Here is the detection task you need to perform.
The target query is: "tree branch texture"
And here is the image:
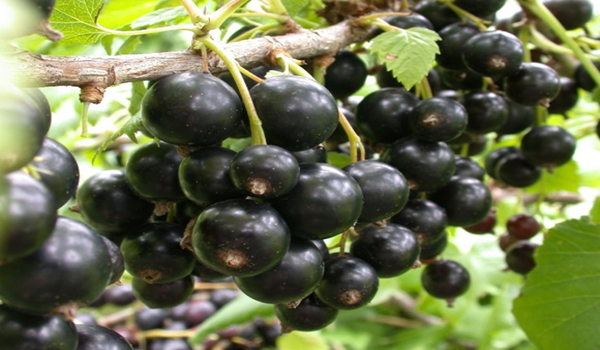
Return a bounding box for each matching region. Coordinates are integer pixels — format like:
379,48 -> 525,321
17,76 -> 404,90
6,19 -> 375,89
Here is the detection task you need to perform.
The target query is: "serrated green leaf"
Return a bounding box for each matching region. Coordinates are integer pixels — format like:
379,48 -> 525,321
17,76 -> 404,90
281,0 -> 311,18
130,6 -> 188,29
50,0 -> 108,44
369,28 -> 440,90
513,218 -> 600,350
188,294 -> 274,345
590,197 -> 600,224
116,36 -> 142,55
278,332 -> 329,350
92,113 -> 143,163
129,82 -> 147,117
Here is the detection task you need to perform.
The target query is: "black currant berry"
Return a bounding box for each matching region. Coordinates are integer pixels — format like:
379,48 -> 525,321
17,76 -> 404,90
495,153 -> 541,188
77,170 -> 154,237
0,171 -> 56,263
30,138 -> 79,208
193,199 -> 291,277
179,147 -> 244,206
421,259 -> 470,301
387,13 -> 434,30
497,100 -> 536,135
430,176 -> 492,227
184,300 -> 217,327
419,232 -> 448,262
463,211 -> 496,234
521,126 -> 576,168
410,97 -> 468,142
454,0 -> 507,17
230,145 -> 300,198
391,199 -> 448,245
142,72 -> 243,147
132,275 -> 194,309
437,23 -> 481,71
274,294 -> 338,332
234,238 -> 324,304
135,309 -> 169,330
76,324 -> 133,350
125,141 -> 185,202
120,222 -> 195,284
463,31 -> 523,79
574,61 -> 600,92
504,63 -> 561,106
344,160 -> 409,223
544,0 -> 593,30
0,304 -> 77,350
325,50 -> 368,99
414,1 -> 460,31
104,285 -> 136,306
271,163 -> 363,240
250,75 -> 339,151
99,236 -> 125,285
484,146 -> 520,179
499,232 -> 523,252
350,224 -> 420,278
448,133 -> 488,157
437,67 -> 484,91
382,136 -> 456,192
462,90 -> 509,134
192,261 -> 229,281
507,214 -> 541,240
355,88 -> 419,144
291,147 -> 328,164
315,256 -> 379,310
548,77 -> 579,115
0,217 -> 112,316
454,156 -> 485,181
506,241 -> 538,275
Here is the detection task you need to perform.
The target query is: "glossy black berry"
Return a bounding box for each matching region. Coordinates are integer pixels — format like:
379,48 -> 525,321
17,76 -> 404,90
484,146 -> 520,179
495,153 -> 541,188
548,77 -> 579,115
521,126 -> 576,168
410,97 -> 468,142
76,324 -> 133,350
350,224 -> 420,278
448,133 -> 488,157
454,0 -> 507,17
99,235 -> 125,285
121,223 -> 195,284
325,50 -> 368,99
193,199 -> 291,277
430,176 -> 492,227
271,163 -> 363,240
507,214 -> 541,240
421,259 -> 470,300
574,61 -> 600,91
234,238 -> 324,304
0,217 -> 112,315
104,285 -> 136,306
0,304 -> 77,350
419,232 -> 448,261
316,256 -> 379,309
344,160 -> 409,223
291,147 -> 328,164
230,145 -> 300,198
454,156 -> 485,181
414,1 -> 460,31
0,171 -> 56,263
497,100 -> 536,135
463,90 -> 509,134
544,0 -> 593,30
355,88 -> 419,143
387,13 -> 434,30
437,23 -> 481,71
437,67 -> 484,91
142,72 -> 243,147
506,241 -> 538,275
25,88 -> 52,135
391,199 -> 447,245
382,136 -> 456,192
463,31 -> 523,79
250,75 -> 339,151
132,275 -> 194,309
179,147 -> 244,206
274,294 -> 338,331
505,63 -> 561,106
464,211 -> 496,234
135,308 -> 169,330
77,170 -> 154,237
192,261 -> 229,281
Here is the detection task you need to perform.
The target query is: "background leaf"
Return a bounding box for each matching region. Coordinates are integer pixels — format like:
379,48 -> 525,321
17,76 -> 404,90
513,218 -> 600,350
369,28 -> 440,90
130,6 -> 188,29
278,332 -> 329,350
280,0 -> 311,18
590,197 -> 600,224
50,0 -> 108,44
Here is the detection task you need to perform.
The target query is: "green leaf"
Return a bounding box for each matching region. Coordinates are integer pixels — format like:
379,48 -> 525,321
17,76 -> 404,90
280,0 -> 311,18
50,0 -> 108,44
526,160 -> 581,193
278,332 -> 329,350
116,36 -> 142,55
98,0 -> 163,29
513,218 -> 600,350
188,294 -> 274,345
369,28 -> 440,90
92,113 -> 143,163
129,82 -> 147,117
327,152 -> 350,169
590,197 -> 600,224
130,6 -> 188,29
101,35 -> 114,55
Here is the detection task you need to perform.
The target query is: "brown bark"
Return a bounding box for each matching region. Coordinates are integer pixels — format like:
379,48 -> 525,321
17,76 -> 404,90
5,19 -> 375,88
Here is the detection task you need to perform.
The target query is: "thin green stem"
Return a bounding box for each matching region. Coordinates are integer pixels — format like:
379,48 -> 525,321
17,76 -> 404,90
519,25 -> 532,62
460,143 -> 469,157
529,25 -> 599,61
518,0 -> 600,87
359,12 -> 409,22
203,0 -> 253,32
229,23 -> 283,42
98,24 -> 199,36
178,0 -> 205,25
418,76 -> 433,99
371,18 -> 402,32
229,12 -> 288,22
267,0 -> 288,15
535,105 -> 548,126
313,65 -> 326,85
199,36 -> 267,145
81,102 -> 90,137
238,64 -> 264,84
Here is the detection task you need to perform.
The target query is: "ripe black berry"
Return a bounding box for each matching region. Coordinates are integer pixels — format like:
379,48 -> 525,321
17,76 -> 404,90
430,176 -> 492,227
409,97 -> 468,142
275,294 -> 338,331
325,50 -> 368,99
462,31 -> 524,79
504,63 -> 561,106
521,126 -> 576,168
506,241 -> 538,275
421,259 -> 470,300
507,214 -> 541,240
391,199 -> 448,245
